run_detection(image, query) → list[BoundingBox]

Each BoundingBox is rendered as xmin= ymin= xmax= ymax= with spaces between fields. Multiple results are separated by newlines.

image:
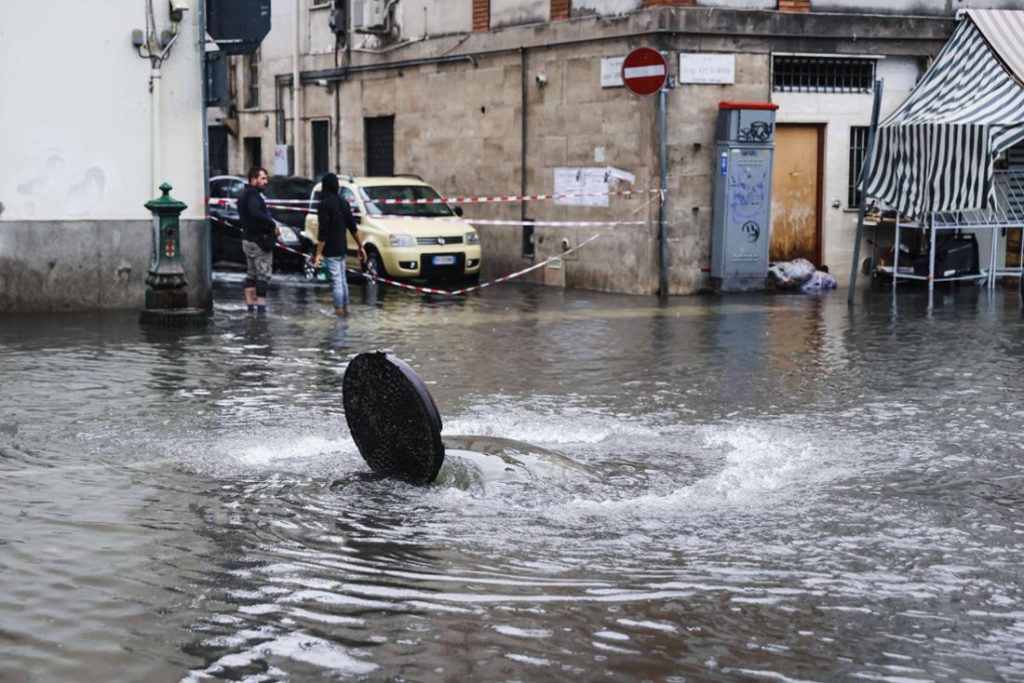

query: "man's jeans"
xmin=326 ymin=256 xmax=350 ymax=308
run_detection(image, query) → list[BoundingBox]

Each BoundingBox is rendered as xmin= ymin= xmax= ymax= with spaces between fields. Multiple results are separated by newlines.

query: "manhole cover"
xmin=343 ymin=352 xmax=445 ymax=484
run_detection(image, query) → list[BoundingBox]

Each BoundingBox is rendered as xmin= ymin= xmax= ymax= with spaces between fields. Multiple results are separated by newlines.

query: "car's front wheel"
xmin=364 ymin=250 xmax=385 ymax=281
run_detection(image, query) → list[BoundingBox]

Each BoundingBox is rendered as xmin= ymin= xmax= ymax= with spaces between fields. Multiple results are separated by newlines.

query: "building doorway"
xmin=770 ymin=124 xmax=823 ymax=266
xmin=244 ymin=136 xmax=262 ymax=172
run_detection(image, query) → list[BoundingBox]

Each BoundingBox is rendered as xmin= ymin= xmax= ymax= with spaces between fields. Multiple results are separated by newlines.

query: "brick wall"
xmin=472 ymin=0 xmax=489 ymax=32
xmin=551 ymin=0 xmax=570 ymax=21
xmin=778 ymin=0 xmax=811 ymax=11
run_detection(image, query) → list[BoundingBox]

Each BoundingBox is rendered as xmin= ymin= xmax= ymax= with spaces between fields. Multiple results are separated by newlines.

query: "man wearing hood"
xmin=313 ymin=173 xmax=366 ymax=316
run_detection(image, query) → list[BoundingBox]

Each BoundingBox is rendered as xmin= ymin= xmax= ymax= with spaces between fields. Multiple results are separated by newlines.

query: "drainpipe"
xmin=199 ymin=0 xmax=213 ymax=311
xmin=150 ymin=30 xmax=179 ymax=191
xmin=293 ymin=0 xmax=302 ymax=176
xmin=520 ymin=47 xmax=528 ymax=230
xmin=152 ymin=65 xmax=162 ymax=192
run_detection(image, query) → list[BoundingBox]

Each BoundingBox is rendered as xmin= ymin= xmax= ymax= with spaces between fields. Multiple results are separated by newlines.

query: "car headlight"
xmin=388 ymin=233 xmax=414 ymax=247
xmin=277 ymin=226 xmax=300 ymax=245
xmin=465 ymin=231 xmax=480 ymax=245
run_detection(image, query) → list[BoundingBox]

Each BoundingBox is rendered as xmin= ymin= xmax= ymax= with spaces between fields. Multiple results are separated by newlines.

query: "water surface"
xmin=2 ymin=274 xmax=1023 ymax=682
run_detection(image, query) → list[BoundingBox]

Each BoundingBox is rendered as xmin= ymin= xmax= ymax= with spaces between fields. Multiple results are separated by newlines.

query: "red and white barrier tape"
xmin=210 ymin=202 xmax=648 ymax=228
xmin=341 ymin=195 xmax=659 ymax=296
xmin=210 ymin=187 xmax=661 ymax=209
xmin=207 ymin=193 xmax=657 ymax=297
xmin=359 ymin=215 xmax=649 ymax=227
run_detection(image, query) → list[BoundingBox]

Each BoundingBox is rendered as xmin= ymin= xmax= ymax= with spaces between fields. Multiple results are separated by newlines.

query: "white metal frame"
xmin=889 ymin=170 xmax=1024 ymax=294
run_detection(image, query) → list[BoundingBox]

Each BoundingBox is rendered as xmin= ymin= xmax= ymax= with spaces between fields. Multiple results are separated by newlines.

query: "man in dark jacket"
xmin=238 ymin=166 xmax=279 ymax=314
xmin=312 ymin=173 xmax=365 ymax=316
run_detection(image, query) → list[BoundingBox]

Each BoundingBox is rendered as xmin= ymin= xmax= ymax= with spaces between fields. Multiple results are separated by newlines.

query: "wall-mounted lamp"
xmin=263 ymin=115 xmax=270 ymax=128
xmin=535 ymin=71 xmax=548 ymax=88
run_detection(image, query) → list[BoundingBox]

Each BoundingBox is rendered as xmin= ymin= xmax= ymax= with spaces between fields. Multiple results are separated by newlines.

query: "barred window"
xmin=848 ymin=126 xmax=870 ymax=208
xmin=773 ymin=56 xmax=875 ymax=94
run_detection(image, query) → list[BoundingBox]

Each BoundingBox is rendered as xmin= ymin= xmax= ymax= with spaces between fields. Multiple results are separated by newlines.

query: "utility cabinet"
xmin=710 ymin=101 xmax=779 ymax=291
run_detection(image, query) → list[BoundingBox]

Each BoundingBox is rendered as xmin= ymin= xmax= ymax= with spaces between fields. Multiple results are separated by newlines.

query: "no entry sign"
xmin=621 ymin=47 xmax=668 ymax=96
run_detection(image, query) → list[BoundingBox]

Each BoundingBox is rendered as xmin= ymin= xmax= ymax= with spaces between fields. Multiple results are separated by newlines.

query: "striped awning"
xmin=863 ymin=11 xmax=1024 ymax=218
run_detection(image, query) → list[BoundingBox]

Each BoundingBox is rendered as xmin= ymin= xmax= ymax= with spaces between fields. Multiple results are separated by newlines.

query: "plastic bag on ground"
xmin=767 ymin=258 xmax=817 ymax=289
xmin=800 ymin=270 xmax=837 ymax=292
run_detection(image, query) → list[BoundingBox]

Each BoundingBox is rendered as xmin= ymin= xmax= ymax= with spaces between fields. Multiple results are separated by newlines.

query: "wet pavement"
xmin=1 ymin=271 xmax=1024 ymax=682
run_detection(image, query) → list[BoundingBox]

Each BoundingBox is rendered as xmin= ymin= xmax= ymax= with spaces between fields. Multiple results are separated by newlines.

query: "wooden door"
xmin=771 ymin=125 xmax=823 ymax=265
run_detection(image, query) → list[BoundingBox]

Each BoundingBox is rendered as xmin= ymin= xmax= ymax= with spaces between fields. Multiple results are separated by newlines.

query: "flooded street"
xmin=2 ymin=273 xmax=1024 ymax=682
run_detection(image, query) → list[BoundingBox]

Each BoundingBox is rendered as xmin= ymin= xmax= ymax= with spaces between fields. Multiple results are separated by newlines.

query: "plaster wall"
xmin=692 ymin=0 xmax=776 ymax=8
xmin=0 ymin=1 xmax=205 ymax=220
xmin=396 ymin=0 xmax=474 ymax=39
xmin=492 ymin=0 xmax=550 ymax=28
xmin=0 ymin=0 xmax=209 ymax=311
xmin=573 ymin=0 xmax=644 ymax=16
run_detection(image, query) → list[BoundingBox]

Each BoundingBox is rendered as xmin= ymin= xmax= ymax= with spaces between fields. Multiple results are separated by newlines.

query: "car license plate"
xmin=432 ymin=255 xmax=456 ymax=265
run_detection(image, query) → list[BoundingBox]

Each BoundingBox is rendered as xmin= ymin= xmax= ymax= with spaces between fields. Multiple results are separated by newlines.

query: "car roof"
xmin=352 ymin=176 xmax=430 ymax=187
xmin=210 ymin=174 xmax=245 ymax=183
xmin=312 ymin=176 xmax=434 ymax=192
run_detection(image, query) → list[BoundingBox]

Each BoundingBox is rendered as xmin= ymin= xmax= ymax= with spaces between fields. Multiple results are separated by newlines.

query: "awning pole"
xmin=847 ymin=79 xmax=885 ymax=305
xmin=928 ymin=212 xmax=937 ymax=306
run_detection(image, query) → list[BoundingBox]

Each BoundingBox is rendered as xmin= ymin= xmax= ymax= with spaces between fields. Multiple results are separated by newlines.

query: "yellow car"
xmin=304 ymin=175 xmax=482 ymax=283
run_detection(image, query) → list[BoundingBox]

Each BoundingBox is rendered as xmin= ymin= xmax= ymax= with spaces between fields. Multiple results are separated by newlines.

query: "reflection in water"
xmin=1 ymin=274 xmax=1023 ymax=681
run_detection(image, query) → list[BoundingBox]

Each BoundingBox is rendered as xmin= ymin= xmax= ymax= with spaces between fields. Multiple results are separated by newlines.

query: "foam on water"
xmin=184 ymin=631 xmax=378 ymax=680
xmin=445 ymin=397 xmax=662 ymax=445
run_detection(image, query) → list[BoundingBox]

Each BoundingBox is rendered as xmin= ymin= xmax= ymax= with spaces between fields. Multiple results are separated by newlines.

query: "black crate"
xmin=912 ymin=235 xmax=979 ymax=277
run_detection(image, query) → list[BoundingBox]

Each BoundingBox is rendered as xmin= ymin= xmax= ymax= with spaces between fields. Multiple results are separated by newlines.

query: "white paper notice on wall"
xmin=601 ymin=57 xmax=625 ymax=88
xmin=554 ymin=167 xmax=610 ymax=207
xmin=679 ymin=53 xmax=735 ymax=84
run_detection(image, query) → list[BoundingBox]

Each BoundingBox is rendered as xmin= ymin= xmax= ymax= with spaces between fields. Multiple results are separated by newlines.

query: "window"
xmin=208 ymin=125 xmax=229 ymax=178
xmin=244 ymin=136 xmax=262 ymax=171
xmin=312 ymin=120 xmax=330 ymax=180
xmin=773 ymin=56 xmax=875 ymax=94
xmin=364 ymin=115 xmax=395 ymax=176
xmin=244 ymin=47 xmax=260 ymax=108
xmin=311 ymin=0 xmax=331 ymax=7
xmin=848 ymin=126 xmax=870 ymax=208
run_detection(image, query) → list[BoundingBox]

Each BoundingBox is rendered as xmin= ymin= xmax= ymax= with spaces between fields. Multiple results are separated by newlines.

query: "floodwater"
xmin=2 ymin=273 xmax=1024 ymax=682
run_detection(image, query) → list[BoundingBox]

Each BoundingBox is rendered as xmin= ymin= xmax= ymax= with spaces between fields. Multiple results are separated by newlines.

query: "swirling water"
xmin=1 ymin=273 xmax=1023 ymax=682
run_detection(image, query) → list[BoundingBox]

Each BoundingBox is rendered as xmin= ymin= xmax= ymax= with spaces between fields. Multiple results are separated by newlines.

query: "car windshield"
xmin=361 ymin=185 xmax=454 ymax=218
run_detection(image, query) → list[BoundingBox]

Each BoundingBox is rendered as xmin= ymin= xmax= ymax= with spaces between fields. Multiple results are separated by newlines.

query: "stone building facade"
xmin=210 ymin=0 xmax=1009 ymax=295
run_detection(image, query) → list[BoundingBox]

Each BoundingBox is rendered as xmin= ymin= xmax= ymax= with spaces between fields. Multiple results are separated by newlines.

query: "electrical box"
xmin=328 ymin=5 xmax=347 ymax=34
xmin=709 ymin=101 xmax=779 ymax=291
xmin=361 ymin=0 xmax=387 ymax=30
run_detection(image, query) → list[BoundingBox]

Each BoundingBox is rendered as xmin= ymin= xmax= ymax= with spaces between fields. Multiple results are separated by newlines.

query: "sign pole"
xmin=846 ymin=78 xmax=884 ymax=305
xmin=658 ymin=84 xmax=669 ymax=301
xmin=621 ymin=47 xmax=671 ymax=300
